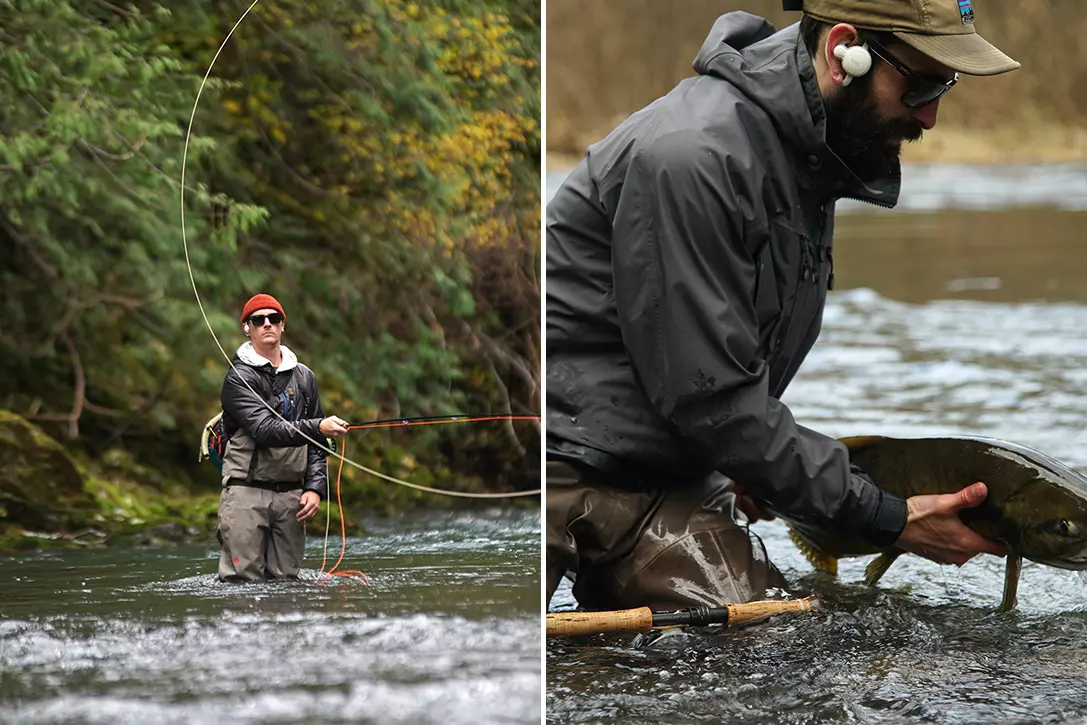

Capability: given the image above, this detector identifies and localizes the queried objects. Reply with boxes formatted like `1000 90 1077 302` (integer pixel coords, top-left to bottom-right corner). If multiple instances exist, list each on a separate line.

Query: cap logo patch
958 0 975 24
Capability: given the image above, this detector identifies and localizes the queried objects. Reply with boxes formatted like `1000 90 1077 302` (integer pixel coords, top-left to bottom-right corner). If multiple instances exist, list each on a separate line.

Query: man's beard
824 74 925 183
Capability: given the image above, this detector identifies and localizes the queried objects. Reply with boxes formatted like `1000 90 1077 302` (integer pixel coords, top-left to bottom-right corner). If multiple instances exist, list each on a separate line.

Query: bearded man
544 0 1019 610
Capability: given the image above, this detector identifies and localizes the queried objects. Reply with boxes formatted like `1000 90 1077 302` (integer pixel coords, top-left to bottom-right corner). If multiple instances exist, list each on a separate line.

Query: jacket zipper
810 203 832 290
838 193 894 209
771 206 834 366
768 235 812 368
825 195 889 291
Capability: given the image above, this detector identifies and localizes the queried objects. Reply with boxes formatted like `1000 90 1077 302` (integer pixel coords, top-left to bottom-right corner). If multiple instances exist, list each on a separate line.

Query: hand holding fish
895 481 1007 566
787 437 1087 611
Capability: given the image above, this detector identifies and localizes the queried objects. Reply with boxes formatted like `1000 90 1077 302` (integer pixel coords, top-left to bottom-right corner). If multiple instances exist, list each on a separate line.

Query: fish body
784 436 1087 611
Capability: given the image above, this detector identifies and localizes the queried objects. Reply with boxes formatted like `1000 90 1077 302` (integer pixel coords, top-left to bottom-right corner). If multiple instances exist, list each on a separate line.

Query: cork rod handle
726 597 815 624
546 607 654 637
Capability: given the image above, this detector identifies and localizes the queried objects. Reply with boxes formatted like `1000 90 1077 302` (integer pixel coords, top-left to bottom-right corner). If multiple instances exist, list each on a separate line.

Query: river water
0 508 541 725
546 164 1087 724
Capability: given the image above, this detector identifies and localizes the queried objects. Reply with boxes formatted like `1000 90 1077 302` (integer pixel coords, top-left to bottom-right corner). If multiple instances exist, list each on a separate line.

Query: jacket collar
791 29 901 208
236 341 298 372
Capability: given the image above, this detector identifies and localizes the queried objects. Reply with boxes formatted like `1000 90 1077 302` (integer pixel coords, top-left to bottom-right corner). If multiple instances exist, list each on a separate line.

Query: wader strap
245 446 260 484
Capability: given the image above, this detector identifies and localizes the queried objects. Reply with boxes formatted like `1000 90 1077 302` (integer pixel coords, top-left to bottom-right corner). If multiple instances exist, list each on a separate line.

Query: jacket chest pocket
754 220 807 358
778 231 832 365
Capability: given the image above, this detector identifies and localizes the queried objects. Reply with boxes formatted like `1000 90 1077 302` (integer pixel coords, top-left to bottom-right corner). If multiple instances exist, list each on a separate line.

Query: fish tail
789 527 838 576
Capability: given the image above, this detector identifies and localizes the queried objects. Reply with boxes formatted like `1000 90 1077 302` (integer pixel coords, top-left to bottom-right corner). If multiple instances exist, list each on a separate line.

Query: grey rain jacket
220 342 329 499
545 13 907 547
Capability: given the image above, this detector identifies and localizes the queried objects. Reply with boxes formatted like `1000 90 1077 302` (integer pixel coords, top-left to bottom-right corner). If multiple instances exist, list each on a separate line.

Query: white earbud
243 323 249 335
833 42 872 86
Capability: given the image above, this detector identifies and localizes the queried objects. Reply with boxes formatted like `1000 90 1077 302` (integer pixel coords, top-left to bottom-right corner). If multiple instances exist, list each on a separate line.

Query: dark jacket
220 342 328 499
545 13 906 547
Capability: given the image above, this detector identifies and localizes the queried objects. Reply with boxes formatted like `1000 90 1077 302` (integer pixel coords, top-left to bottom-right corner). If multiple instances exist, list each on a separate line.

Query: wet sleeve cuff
846 463 907 548
862 490 908 549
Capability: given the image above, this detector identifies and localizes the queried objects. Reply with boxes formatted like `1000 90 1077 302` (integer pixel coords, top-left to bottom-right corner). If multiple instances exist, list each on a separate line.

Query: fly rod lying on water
546 598 818 637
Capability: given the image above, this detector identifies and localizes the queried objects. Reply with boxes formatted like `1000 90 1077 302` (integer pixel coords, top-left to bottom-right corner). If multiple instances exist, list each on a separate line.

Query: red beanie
240 293 285 323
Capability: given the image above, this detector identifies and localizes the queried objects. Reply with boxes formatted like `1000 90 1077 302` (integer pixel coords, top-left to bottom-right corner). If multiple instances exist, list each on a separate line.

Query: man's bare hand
731 484 776 523
297 490 321 521
319 415 349 438
896 481 1005 566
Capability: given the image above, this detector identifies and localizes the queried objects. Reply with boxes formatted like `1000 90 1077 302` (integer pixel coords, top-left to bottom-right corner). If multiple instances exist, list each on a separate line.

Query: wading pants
546 460 786 611
217 484 306 582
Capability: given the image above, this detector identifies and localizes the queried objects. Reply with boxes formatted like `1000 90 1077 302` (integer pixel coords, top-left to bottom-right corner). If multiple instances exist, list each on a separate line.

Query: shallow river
547 164 1087 724
0 509 541 725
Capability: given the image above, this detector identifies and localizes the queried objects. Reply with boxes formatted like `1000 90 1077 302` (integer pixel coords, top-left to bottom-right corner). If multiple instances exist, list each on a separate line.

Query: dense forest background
547 0 1087 164
0 0 540 548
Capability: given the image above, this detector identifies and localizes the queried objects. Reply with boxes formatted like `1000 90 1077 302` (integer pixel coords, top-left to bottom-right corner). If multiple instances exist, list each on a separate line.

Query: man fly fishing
545 0 1019 611
216 293 349 582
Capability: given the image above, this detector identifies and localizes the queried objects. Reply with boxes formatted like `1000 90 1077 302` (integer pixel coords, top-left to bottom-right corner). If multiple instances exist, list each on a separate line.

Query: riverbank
547 0 1086 168
0 410 537 553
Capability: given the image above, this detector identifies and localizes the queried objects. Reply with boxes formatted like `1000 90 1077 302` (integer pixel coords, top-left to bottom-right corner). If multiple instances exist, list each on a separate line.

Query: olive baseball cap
790 0 1019 75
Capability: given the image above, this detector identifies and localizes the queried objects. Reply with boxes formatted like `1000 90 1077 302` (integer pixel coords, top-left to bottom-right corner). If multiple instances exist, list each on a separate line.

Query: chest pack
199 411 228 471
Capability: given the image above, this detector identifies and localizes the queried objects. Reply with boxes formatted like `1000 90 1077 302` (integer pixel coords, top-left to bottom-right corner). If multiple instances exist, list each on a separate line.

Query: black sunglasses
864 37 959 109
247 312 283 326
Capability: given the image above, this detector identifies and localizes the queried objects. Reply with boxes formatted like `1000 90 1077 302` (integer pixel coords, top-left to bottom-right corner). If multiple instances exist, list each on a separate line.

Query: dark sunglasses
247 312 283 326
864 37 959 109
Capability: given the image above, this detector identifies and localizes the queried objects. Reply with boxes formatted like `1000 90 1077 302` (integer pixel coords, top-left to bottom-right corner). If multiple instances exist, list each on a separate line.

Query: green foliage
0 0 540 530
0 1 263 447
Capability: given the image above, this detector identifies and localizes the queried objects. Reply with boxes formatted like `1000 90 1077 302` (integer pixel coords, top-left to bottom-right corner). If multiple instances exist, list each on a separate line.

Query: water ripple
1 510 541 725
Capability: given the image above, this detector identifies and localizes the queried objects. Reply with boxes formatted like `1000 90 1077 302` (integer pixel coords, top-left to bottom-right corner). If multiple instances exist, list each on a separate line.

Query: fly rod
546 598 818 637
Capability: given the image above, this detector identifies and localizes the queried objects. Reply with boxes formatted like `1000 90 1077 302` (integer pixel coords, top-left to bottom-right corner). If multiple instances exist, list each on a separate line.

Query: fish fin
789 528 838 576
863 551 901 586
998 554 1022 613
838 435 886 452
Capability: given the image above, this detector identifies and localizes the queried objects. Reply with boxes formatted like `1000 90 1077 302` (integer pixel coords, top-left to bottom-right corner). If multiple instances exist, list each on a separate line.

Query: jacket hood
692 12 900 207
234 342 299 372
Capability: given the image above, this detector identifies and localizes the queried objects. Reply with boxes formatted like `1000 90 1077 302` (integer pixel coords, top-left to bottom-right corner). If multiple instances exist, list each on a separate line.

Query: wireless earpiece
832 42 871 86
243 323 249 335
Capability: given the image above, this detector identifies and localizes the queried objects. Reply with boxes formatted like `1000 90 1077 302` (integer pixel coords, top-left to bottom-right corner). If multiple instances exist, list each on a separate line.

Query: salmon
786 436 1087 611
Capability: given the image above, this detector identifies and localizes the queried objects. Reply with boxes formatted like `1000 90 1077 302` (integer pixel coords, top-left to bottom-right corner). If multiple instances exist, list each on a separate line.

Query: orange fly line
315 414 541 586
